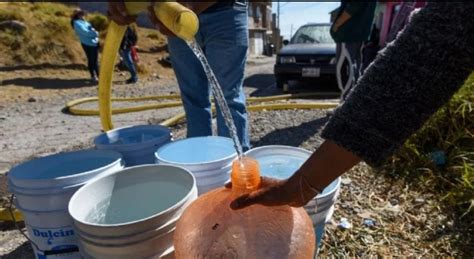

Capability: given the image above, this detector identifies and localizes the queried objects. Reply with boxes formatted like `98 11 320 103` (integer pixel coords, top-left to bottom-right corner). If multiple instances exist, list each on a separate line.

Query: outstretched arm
231 2 474 209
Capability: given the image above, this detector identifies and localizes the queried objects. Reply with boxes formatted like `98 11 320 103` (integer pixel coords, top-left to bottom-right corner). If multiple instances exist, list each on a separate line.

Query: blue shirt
73 19 99 47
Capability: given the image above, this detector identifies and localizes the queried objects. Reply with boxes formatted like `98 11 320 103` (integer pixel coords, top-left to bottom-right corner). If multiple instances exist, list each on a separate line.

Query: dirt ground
0 56 470 258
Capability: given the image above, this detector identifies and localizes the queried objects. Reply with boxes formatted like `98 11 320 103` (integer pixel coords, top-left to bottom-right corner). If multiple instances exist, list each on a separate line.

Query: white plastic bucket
8 150 124 259
155 136 237 195
8 160 124 212
69 164 197 258
17 203 80 259
94 125 172 167
245 145 341 247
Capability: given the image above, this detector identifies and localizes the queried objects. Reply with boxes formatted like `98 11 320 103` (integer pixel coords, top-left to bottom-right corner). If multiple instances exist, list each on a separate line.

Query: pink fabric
379 1 427 47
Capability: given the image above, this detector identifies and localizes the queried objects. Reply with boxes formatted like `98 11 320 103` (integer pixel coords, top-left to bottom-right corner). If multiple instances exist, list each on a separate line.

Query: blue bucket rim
68 164 197 228
155 136 237 166
8 150 123 185
94 125 171 147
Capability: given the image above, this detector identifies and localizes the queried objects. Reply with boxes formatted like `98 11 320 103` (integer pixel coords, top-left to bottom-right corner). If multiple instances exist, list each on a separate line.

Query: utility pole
290 24 293 38
277 2 280 29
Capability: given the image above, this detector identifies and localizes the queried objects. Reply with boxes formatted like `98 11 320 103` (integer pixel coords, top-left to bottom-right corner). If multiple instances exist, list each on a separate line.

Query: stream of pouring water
187 40 243 159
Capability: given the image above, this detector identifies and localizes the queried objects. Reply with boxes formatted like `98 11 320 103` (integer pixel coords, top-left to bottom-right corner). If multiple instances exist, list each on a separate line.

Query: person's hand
180 2 216 15
226 173 320 210
147 6 176 37
108 2 137 25
147 2 216 37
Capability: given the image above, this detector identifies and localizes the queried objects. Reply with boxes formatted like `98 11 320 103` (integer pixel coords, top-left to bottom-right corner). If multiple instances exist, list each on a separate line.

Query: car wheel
276 78 286 89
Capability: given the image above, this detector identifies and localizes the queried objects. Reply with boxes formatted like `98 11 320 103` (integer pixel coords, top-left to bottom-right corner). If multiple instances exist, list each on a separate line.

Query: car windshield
291 25 334 44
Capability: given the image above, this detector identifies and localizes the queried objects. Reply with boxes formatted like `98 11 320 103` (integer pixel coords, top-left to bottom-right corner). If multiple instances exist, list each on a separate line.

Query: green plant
43 16 71 36
381 74 474 214
0 31 17 46
0 9 24 22
147 32 160 40
87 13 108 32
54 10 68 17
30 3 70 17
136 63 149 75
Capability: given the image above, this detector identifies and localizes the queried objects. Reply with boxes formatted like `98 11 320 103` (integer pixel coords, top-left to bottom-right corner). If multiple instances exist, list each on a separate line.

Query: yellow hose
157 101 338 127
0 208 23 222
98 2 198 131
67 96 182 116
66 93 338 127
98 22 126 130
67 92 338 114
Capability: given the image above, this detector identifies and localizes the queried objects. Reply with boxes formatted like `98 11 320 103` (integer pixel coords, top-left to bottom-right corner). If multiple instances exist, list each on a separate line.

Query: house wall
248 2 273 56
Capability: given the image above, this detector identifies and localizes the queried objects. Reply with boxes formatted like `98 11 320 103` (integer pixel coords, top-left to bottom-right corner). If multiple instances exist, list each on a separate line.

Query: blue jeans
120 48 137 81
168 6 250 151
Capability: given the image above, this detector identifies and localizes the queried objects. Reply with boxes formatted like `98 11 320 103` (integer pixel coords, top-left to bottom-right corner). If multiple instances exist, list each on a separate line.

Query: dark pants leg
345 42 363 82
81 44 99 78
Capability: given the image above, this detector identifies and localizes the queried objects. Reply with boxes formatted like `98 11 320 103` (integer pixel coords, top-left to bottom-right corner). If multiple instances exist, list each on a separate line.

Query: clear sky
272 2 340 40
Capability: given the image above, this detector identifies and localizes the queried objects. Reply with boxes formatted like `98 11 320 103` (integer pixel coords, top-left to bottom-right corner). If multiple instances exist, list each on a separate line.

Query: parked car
274 23 337 89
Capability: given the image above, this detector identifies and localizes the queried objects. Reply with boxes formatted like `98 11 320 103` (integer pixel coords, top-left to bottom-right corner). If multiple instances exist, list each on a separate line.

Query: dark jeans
81 44 99 78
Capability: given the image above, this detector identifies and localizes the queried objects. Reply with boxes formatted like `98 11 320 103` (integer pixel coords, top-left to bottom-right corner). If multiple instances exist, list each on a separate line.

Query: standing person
227 2 474 210
360 23 380 73
331 1 376 100
71 9 100 82
108 1 250 151
151 1 251 151
120 26 138 84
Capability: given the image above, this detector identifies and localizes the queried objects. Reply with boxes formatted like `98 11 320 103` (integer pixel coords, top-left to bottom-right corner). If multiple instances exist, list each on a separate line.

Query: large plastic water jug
173 157 315 258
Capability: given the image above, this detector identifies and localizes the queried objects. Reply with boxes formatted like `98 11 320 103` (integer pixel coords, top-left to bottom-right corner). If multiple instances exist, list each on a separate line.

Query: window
291 25 334 44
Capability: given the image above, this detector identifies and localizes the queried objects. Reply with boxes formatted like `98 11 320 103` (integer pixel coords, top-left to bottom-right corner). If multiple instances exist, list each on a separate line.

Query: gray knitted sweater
321 2 474 167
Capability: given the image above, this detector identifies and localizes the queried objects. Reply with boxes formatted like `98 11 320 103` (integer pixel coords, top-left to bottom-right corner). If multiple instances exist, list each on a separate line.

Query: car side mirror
283 40 289 46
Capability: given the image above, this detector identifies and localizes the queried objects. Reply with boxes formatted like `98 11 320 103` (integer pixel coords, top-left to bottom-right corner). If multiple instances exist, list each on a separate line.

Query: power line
277 2 280 29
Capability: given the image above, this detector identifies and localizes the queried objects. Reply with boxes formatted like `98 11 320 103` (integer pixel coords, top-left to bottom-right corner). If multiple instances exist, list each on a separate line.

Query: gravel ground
0 57 468 258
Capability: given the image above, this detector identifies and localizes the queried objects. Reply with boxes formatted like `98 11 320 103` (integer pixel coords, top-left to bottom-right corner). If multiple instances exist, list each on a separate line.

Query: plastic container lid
8 150 123 189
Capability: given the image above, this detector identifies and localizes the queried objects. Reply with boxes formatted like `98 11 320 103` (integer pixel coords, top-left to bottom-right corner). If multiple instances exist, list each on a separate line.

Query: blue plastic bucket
155 136 237 195
94 125 172 166
8 150 124 259
245 145 341 248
